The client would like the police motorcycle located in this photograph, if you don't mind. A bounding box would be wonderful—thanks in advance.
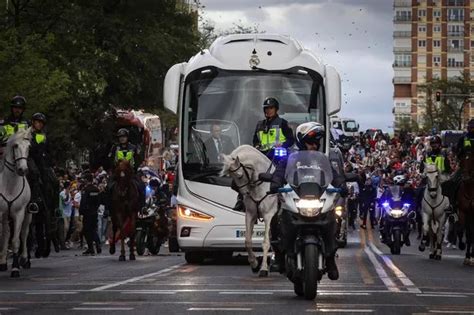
[379,175,415,255]
[135,178,170,255]
[278,150,341,300]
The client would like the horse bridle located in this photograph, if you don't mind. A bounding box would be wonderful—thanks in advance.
[426,169,439,193]
[4,142,29,175]
[229,162,260,190]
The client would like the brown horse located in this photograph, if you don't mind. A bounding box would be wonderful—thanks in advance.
[109,160,139,261]
[458,150,474,266]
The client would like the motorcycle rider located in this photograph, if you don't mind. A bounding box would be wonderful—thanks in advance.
[0,96,29,157]
[79,172,102,255]
[280,122,346,281]
[232,97,295,211]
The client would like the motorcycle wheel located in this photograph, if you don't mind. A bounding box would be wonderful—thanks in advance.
[294,280,304,297]
[303,244,319,300]
[135,230,146,256]
[148,236,161,255]
[392,230,401,255]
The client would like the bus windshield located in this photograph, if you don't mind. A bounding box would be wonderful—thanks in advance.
[343,120,358,132]
[182,67,326,185]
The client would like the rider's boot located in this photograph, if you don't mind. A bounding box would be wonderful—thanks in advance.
[233,194,245,212]
[326,255,339,280]
[96,242,102,254]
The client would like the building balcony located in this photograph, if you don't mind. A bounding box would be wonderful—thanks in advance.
[447,31,464,37]
[448,16,464,22]
[393,62,412,68]
[393,31,412,38]
[394,16,412,22]
[448,46,464,52]
[393,1,411,7]
[394,47,412,52]
[393,77,412,84]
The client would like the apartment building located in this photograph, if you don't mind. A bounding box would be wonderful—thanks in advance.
[393,0,474,131]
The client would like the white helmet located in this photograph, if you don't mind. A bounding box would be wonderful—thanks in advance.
[295,122,325,150]
[393,175,406,185]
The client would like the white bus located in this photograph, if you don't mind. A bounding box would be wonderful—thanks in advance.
[330,116,359,138]
[163,34,341,263]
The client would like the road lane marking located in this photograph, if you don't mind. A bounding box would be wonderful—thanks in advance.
[121,291,176,295]
[307,309,374,313]
[90,263,185,291]
[72,307,134,311]
[219,291,273,295]
[417,293,467,298]
[188,308,252,311]
[367,229,421,294]
[429,311,474,314]
[0,308,17,310]
[357,229,375,285]
[26,291,78,295]
[363,246,399,292]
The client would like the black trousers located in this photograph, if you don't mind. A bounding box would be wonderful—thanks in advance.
[83,214,100,249]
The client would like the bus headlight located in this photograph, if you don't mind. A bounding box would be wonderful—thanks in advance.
[178,205,214,221]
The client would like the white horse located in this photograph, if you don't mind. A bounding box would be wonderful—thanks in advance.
[0,128,32,277]
[221,145,278,277]
[419,164,450,260]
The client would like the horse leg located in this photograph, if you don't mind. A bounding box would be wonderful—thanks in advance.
[419,212,429,252]
[109,221,117,255]
[20,213,32,269]
[129,215,136,261]
[245,209,259,273]
[0,211,9,271]
[258,212,272,278]
[436,214,446,260]
[11,209,26,278]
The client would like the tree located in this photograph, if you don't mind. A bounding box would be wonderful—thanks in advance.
[419,70,474,130]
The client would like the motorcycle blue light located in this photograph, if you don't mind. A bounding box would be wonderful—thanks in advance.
[274,147,287,157]
[403,203,411,208]
[382,201,390,208]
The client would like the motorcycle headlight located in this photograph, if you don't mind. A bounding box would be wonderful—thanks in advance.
[389,209,404,218]
[296,199,324,217]
[335,206,343,217]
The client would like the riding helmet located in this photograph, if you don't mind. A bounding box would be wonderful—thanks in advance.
[393,174,406,185]
[117,128,129,137]
[262,97,279,110]
[430,135,441,145]
[32,112,47,123]
[295,122,325,150]
[11,95,27,109]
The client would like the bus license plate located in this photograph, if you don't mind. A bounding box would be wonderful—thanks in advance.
[236,230,264,238]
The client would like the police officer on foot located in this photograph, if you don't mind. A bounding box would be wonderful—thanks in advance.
[0,96,29,149]
[232,97,294,211]
[80,172,102,255]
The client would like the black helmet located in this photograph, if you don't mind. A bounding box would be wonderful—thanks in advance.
[149,177,160,188]
[32,112,46,123]
[295,122,325,150]
[468,119,474,129]
[117,128,129,137]
[262,97,279,110]
[11,95,26,109]
[430,135,441,145]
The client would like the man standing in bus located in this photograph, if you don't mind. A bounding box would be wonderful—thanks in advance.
[233,97,294,211]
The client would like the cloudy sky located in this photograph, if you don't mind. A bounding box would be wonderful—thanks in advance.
[199,0,394,131]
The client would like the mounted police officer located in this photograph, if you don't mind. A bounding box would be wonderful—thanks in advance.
[107,128,145,210]
[457,118,474,159]
[27,113,52,214]
[421,135,451,175]
[0,96,29,156]
[233,97,294,211]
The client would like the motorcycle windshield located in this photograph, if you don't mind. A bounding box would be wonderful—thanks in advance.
[389,185,401,201]
[285,151,333,188]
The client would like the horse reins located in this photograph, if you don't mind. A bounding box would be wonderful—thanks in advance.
[1,154,28,214]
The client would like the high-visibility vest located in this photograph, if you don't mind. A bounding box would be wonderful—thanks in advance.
[464,138,472,148]
[425,155,445,172]
[115,149,135,167]
[257,118,287,151]
[35,133,46,144]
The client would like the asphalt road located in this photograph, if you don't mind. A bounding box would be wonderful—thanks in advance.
[0,227,473,315]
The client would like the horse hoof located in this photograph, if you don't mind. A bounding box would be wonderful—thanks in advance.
[463,258,470,265]
[429,254,435,259]
[20,258,30,269]
[435,255,442,260]
[11,270,20,278]
[119,255,126,262]
[459,242,466,251]
[109,246,116,255]
[0,264,7,271]
[34,250,41,259]
[419,245,425,252]
[258,270,268,277]
[470,259,474,266]
[129,254,136,261]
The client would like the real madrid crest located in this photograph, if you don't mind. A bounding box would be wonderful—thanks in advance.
[249,49,260,68]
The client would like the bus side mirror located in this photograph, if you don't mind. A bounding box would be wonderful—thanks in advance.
[164,63,187,114]
[325,65,341,116]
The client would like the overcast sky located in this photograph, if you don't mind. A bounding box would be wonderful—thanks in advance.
[199,0,394,132]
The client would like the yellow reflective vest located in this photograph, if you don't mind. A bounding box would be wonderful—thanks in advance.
[425,155,446,173]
